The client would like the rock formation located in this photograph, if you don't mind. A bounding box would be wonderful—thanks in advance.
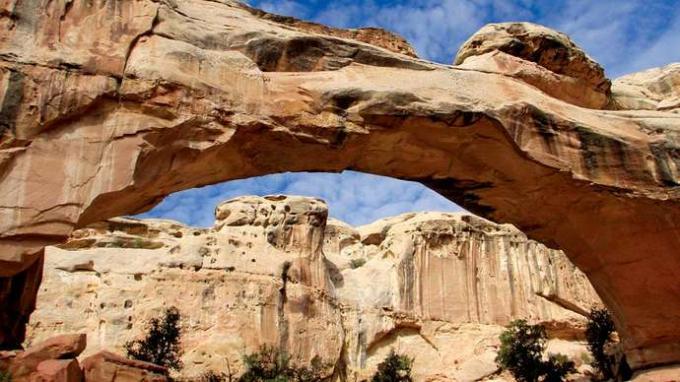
[1,0,680,374]
[0,332,167,381]
[27,196,600,381]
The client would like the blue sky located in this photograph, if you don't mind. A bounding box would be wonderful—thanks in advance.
[140,0,680,227]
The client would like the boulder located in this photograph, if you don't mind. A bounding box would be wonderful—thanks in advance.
[34,359,83,382]
[7,334,86,379]
[631,365,680,382]
[80,351,168,382]
[454,22,611,108]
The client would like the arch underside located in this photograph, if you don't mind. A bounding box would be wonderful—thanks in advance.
[1,0,680,370]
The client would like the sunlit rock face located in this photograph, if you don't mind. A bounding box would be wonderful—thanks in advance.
[27,196,600,381]
[454,22,611,109]
[1,0,680,371]
[610,63,680,113]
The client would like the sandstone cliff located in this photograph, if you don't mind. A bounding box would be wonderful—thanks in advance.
[27,196,600,381]
[1,0,680,373]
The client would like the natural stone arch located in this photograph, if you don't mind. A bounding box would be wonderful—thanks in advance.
[1,0,680,372]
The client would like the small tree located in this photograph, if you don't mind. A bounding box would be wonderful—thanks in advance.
[199,371,231,382]
[238,345,292,382]
[496,320,574,382]
[292,356,331,382]
[496,320,547,382]
[543,354,576,382]
[585,308,631,381]
[237,346,331,382]
[125,306,183,373]
[371,350,413,382]
[585,308,615,379]
[0,370,11,382]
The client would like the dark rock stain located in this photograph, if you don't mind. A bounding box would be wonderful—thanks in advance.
[650,143,680,187]
[0,70,25,137]
[419,178,495,217]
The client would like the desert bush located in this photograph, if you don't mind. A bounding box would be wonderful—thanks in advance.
[371,350,413,382]
[125,306,183,373]
[585,308,631,381]
[542,354,576,382]
[349,258,367,269]
[0,370,11,382]
[238,346,331,382]
[495,320,574,382]
[198,371,231,382]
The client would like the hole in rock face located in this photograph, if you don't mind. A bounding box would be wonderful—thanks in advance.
[136,171,463,227]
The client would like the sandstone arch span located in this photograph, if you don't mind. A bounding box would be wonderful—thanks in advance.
[1,0,680,372]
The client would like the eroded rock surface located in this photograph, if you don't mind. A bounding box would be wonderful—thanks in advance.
[611,63,680,113]
[27,196,600,381]
[1,0,680,371]
[454,22,610,108]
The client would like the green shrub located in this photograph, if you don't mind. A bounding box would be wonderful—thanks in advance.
[495,320,574,382]
[239,346,292,382]
[0,370,11,382]
[291,356,330,382]
[125,306,183,373]
[579,352,593,365]
[543,354,576,382]
[238,346,330,382]
[199,371,231,382]
[496,320,547,382]
[371,350,413,382]
[349,258,366,269]
[585,308,631,381]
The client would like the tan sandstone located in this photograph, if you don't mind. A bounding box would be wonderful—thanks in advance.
[80,351,168,382]
[1,0,680,373]
[27,196,600,381]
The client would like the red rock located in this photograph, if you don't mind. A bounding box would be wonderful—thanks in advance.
[80,351,168,382]
[33,359,83,382]
[7,334,86,379]
[22,334,87,362]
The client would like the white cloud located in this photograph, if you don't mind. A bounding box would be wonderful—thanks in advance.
[139,172,463,227]
[627,12,680,74]
[249,0,680,75]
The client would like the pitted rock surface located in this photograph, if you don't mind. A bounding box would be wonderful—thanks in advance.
[27,196,600,381]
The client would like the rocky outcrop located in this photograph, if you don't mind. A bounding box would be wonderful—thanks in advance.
[0,332,168,382]
[1,0,680,371]
[81,351,168,382]
[27,196,600,381]
[0,334,86,381]
[611,63,680,113]
[454,22,610,109]
[632,366,680,382]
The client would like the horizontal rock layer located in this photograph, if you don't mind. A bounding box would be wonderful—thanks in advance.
[28,196,600,381]
[0,0,679,371]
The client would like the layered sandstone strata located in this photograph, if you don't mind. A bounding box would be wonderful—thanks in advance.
[27,196,600,381]
[1,0,680,372]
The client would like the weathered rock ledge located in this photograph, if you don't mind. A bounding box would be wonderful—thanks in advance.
[28,196,601,381]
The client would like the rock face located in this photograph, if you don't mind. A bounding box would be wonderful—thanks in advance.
[27,196,600,381]
[611,63,680,113]
[1,0,680,372]
[454,22,610,109]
